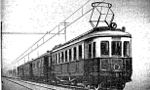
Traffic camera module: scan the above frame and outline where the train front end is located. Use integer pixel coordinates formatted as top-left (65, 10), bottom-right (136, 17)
top-left (86, 2), bottom-right (133, 89)
top-left (99, 52), bottom-right (132, 89)
top-left (92, 28), bottom-right (132, 89)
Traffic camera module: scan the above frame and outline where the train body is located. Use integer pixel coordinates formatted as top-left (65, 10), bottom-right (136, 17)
top-left (17, 26), bottom-right (132, 89)
top-left (15, 2), bottom-right (132, 89)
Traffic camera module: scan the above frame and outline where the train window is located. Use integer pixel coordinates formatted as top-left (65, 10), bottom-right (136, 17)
top-left (39, 61), bottom-right (41, 67)
top-left (32, 63), bottom-right (34, 68)
top-left (38, 61), bottom-right (40, 68)
top-left (65, 50), bottom-right (68, 62)
top-left (69, 49), bottom-right (72, 61)
top-left (59, 53), bottom-right (61, 63)
top-left (112, 41), bottom-right (122, 56)
top-left (52, 55), bottom-right (54, 64)
top-left (37, 61), bottom-right (39, 68)
top-left (33, 63), bottom-right (35, 68)
top-left (124, 41), bottom-right (130, 57)
top-left (56, 54), bottom-right (57, 64)
top-left (73, 47), bottom-right (77, 60)
top-left (54, 55), bottom-right (56, 64)
top-left (78, 45), bottom-right (82, 59)
top-left (57, 54), bottom-right (59, 64)
top-left (88, 44), bottom-right (92, 58)
top-left (61, 52), bottom-right (64, 63)
top-left (101, 41), bottom-right (109, 56)
top-left (49, 57), bottom-right (51, 66)
top-left (93, 42), bottom-right (96, 58)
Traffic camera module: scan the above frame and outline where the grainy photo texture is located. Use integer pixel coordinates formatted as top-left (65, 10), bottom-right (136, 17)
top-left (1, 0), bottom-right (150, 90)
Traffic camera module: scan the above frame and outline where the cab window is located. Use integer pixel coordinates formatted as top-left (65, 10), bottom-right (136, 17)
top-left (101, 41), bottom-right (109, 56)
top-left (124, 41), bottom-right (130, 57)
top-left (112, 41), bottom-right (122, 56)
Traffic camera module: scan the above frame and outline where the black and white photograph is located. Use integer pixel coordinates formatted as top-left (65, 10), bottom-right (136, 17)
top-left (1, 0), bottom-right (150, 90)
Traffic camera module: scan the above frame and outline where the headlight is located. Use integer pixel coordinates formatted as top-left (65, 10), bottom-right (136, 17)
top-left (114, 63), bottom-right (120, 70)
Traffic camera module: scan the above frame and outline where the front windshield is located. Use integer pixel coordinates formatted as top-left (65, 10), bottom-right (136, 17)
top-left (111, 41), bottom-right (122, 56)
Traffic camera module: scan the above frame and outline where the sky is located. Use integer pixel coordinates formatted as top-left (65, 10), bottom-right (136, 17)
top-left (2, 0), bottom-right (150, 89)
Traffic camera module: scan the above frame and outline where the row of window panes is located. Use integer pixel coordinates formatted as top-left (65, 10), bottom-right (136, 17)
top-left (101, 41), bottom-right (130, 57)
top-left (54, 45), bottom-right (83, 64)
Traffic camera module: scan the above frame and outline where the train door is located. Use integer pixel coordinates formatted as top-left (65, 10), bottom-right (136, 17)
top-left (22, 67), bottom-right (24, 79)
top-left (29, 63), bottom-right (33, 79)
top-left (44, 56), bottom-right (49, 81)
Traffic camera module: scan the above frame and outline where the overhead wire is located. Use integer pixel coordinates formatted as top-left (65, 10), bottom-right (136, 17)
top-left (12, 0), bottom-right (93, 65)
top-left (14, 8), bottom-right (93, 65)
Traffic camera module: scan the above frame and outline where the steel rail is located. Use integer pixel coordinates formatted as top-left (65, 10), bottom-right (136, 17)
top-left (5, 77), bottom-right (55, 90)
top-left (4, 77), bottom-right (33, 90)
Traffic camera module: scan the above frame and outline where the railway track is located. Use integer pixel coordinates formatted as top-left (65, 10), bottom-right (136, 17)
top-left (4, 77), bottom-right (33, 90)
top-left (4, 77), bottom-right (55, 90)
top-left (4, 76), bottom-right (87, 90)
top-left (3, 76), bottom-right (123, 90)
top-left (4, 76), bottom-right (123, 90)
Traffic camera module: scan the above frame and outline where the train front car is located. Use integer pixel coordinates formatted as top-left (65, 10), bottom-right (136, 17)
top-left (101, 29), bottom-right (132, 89)
top-left (84, 2), bottom-right (132, 90)
top-left (85, 27), bottom-right (132, 89)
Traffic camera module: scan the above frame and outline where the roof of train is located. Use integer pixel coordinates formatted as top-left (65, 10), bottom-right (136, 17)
top-left (30, 51), bottom-right (51, 62)
top-left (18, 27), bottom-right (131, 67)
top-left (18, 51), bottom-right (51, 67)
top-left (52, 26), bottom-right (131, 51)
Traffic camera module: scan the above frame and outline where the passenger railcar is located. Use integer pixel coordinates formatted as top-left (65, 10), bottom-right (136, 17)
top-left (7, 69), bottom-right (17, 77)
top-left (31, 51), bottom-right (50, 82)
top-left (17, 61), bottom-right (32, 80)
top-left (17, 27), bottom-right (132, 89)
top-left (17, 64), bottom-right (24, 79)
top-left (16, 2), bottom-right (132, 90)
top-left (23, 62), bottom-right (32, 80)
top-left (51, 27), bottom-right (132, 89)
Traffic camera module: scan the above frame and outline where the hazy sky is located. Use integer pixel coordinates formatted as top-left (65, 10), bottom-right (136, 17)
top-left (2, 0), bottom-right (150, 89)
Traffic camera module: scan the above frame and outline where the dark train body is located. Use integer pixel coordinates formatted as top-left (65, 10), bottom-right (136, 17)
top-left (17, 27), bottom-right (132, 89)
